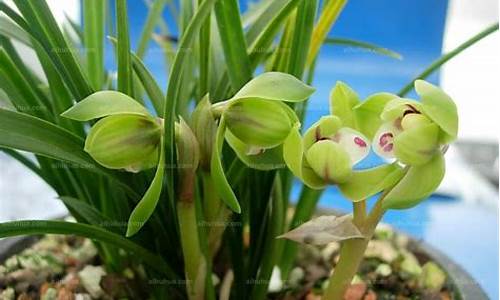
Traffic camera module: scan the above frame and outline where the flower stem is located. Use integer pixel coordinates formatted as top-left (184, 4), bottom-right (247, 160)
top-left (323, 198), bottom-right (386, 299)
top-left (178, 201), bottom-right (206, 300)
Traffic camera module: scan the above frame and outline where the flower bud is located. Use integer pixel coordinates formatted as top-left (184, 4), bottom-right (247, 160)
top-left (224, 99), bottom-right (293, 148)
top-left (84, 114), bottom-right (162, 171)
top-left (191, 96), bottom-right (217, 170)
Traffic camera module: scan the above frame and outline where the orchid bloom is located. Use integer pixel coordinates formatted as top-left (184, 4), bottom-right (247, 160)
top-left (372, 80), bottom-right (458, 166)
top-left (293, 115), bottom-right (370, 188)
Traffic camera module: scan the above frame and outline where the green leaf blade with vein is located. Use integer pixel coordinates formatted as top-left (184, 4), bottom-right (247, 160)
top-left (137, 0), bottom-right (168, 59)
top-left (0, 220), bottom-right (176, 278)
top-left (0, 108), bottom-right (91, 166)
top-left (11, 0), bottom-right (93, 100)
top-left (84, 0), bottom-right (105, 90)
top-left (324, 37), bottom-right (403, 60)
top-left (116, 0), bottom-right (134, 96)
top-left (131, 53), bottom-right (166, 115)
top-left (0, 109), bottom-right (136, 196)
top-left (214, 0), bottom-right (252, 91)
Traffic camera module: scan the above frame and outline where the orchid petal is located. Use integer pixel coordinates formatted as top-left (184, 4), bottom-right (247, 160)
top-left (338, 163), bottom-right (405, 201)
top-left (303, 115), bottom-right (342, 150)
top-left (372, 122), bottom-right (401, 160)
top-left (393, 123), bottom-right (440, 166)
top-left (231, 72), bottom-right (315, 102)
top-left (414, 80), bottom-right (458, 143)
top-left (334, 127), bottom-right (370, 165)
top-left (353, 92), bottom-right (398, 139)
top-left (305, 140), bottom-right (352, 184)
top-left (224, 98), bottom-right (292, 148)
top-left (383, 153), bottom-right (445, 210)
top-left (84, 115), bottom-right (161, 170)
top-left (381, 98), bottom-right (423, 122)
top-left (283, 124), bottom-right (304, 178)
top-left (329, 81), bottom-right (360, 128)
top-left (226, 129), bottom-right (284, 170)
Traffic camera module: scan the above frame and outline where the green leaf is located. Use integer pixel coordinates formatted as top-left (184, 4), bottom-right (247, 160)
top-left (398, 23), bottom-right (498, 96)
top-left (225, 130), bottom-right (284, 170)
top-left (131, 52), bottom-right (165, 115)
top-left (224, 98), bottom-right (293, 148)
top-left (108, 37), bottom-right (165, 115)
top-left (10, 0), bottom-right (93, 100)
top-left (305, 140), bottom-right (352, 184)
top-left (307, 0), bottom-right (347, 65)
top-left (0, 220), bottom-right (175, 277)
top-left (383, 153), bottom-right (445, 210)
top-left (84, 115), bottom-right (161, 170)
top-left (59, 196), bottom-right (119, 232)
top-left (136, 0), bottom-right (168, 59)
top-left (231, 72), bottom-right (315, 102)
top-left (394, 123), bottom-right (440, 166)
top-left (83, 0), bottom-right (105, 90)
top-left (338, 164), bottom-right (405, 201)
top-left (116, 0), bottom-right (134, 96)
top-left (163, 0), bottom-right (217, 203)
top-left (354, 93), bottom-right (398, 139)
top-left (0, 108), bottom-right (93, 167)
top-left (283, 124), bottom-right (304, 177)
top-left (126, 141), bottom-right (165, 237)
top-left (415, 80), bottom-right (458, 143)
top-left (210, 117), bottom-right (241, 213)
top-left (329, 81), bottom-right (360, 128)
top-left (214, 0), bottom-right (252, 91)
top-left (0, 15), bottom-right (32, 47)
top-left (324, 37), bottom-right (402, 60)
top-left (286, 0), bottom-right (318, 78)
top-left (61, 91), bottom-right (150, 121)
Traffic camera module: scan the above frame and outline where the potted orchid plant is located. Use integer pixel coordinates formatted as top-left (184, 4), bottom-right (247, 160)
top-left (0, 0), bottom-right (496, 299)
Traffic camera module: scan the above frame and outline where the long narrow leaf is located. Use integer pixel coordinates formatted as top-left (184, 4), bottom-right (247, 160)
top-left (0, 109), bottom-right (136, 195)
top-left (0, 15), bottom-right (32, 47)
top-left (214, 0), bottom-right (252, 91)
top-left (11, 0), bottom-right (93, 99)
top-left (84, 0), bottom-right (105, 90)
top-left (0, 220), bottom-right (176, 277)
top-left (116, 0), bottom-right (134, 96)
top-left (287, 0), bottom-right (318, 78)
top-left (163, 0), bottom-right (217, 203)
top-left (325, 37), bottom-right (402, 60)
top-left (398, 22), bottom-right (499, 96)
top-left (137, 0), bottom-right (168, 59)
top-left (307, 0), bottom-right (347, 66)
top-left (131, 52), bottom-right (166, 114)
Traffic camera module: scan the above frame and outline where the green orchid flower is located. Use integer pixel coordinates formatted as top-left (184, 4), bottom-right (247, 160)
top-left (283, 115), bottom-right (370, 189)
top-left (62, 91), bottom-right (162, 172)
top-left (62, 91), bottom-right (167, 237)
top-left (371, 80), bottom-right (458, 166)
top-left (212, 72), bottom-right (315, 171)
top-left (208, 72), bottom-right (315, 213)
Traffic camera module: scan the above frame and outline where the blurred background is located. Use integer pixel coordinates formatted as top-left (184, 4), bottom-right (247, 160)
top-left (0, 0), bottom-right (498, 298)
